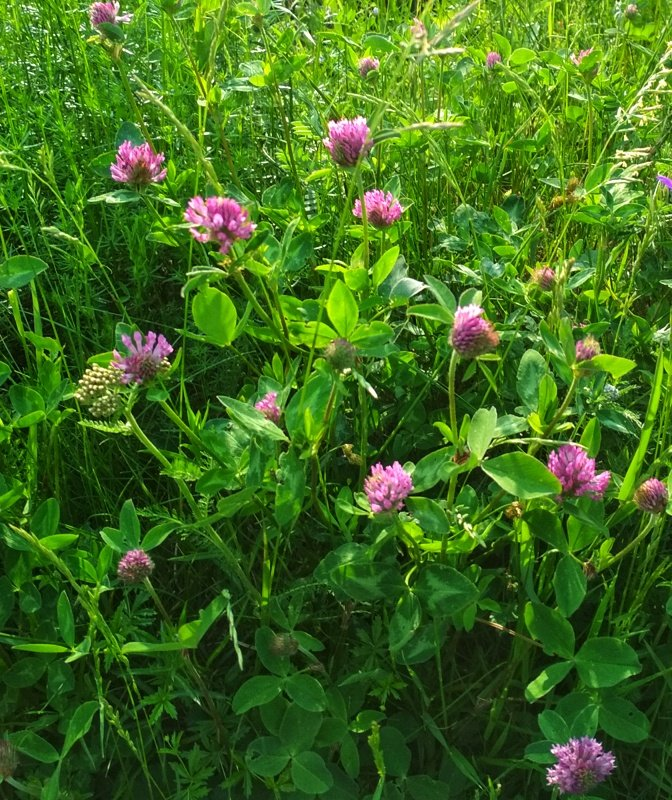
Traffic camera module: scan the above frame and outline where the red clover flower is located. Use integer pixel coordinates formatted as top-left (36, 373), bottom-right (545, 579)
top-left (364, 462), bottom-right (414, 514)
top-left (531, 266), bottom-right (556, 290)
top-left (450, 305), bottom-right (499, 359)
top-left (112, 331), bottom-right (173, 385)
top-left (546, 737), bottom-right (615, 795)
top-left (255, 391), bottom-right (281, 424)
top-left (547, 444), bottom-right (610, 500)
top-left (184, 196), bottom-right (256, 255)
top-left (89, 1), bottom-right (132, 27)
top-left (625, 3), bottom-right (639, 17)
top-left (486, 51), bottom-right (502, 68)
top-left (353, 190), bottom-right (403, 228)
top-left (117, 549), bottom-right (155, 583)
top-left (575, 336), bottom-right (600, 362)
top-left (323, 117), bottom-right (372, 167)
top-left (657, 175), bottom-right (672, 190)
top-left (633, 478), bottom-right (668, 514)
top-left (570, 48), bottom-right (593, 66)
top-left (110, 141), bottom-right (167, 188)
top-left (359, 56), bottom-right (380, 78)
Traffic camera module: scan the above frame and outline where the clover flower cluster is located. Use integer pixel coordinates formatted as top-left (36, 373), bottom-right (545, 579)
top-left (575, 336), bottom-right (600, 361)
top-left (450, 305), bottom-right (499, 359)
top-left (184, 196), bottom-right (256, 255)
top-left (359, 56), bottom-right (380, 78)
top-left (324, 338), bottom-right (358, 372)
top-left (255, 391), bottom-right (281, 423)
top-left (74, 364), bottom-right (121, 418)
top-left (364, 462), bottom-right (414, 513)
top-left (633, 477), bottom-right (668, 514)
top-left (531, 266), bottom-right (556, 290)
top-left (547, 444), bottom-right (610, 500)
top-left (570, 48), bottom-right (593, 66)
top-left (117, 549), bottom-right (155, 583)
top-left (486, 51), bottom-right (502, 68)
top-left (89, 1), bottom-right (132, 27)
top-left (323, 117), bottom-right (372, 167)
top-left (110, 141), bottom-right (167, 188)
top-left (112, 331), bottom-right (173, 385)
top-left (353, 190), bottom-right (403, 228)
top-left (546, 737), bottom-right (615, 795)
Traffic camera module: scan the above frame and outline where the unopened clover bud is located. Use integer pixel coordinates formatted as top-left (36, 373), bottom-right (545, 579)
top-left (324, 338), bottom-right (358, 372)
top-left (117, 549), bottom-right (154, 583)
top-left (633, 478), bottom-right (668, 514)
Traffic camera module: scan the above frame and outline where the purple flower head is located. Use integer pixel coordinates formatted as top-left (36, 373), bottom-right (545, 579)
top-left (184, 196), bottom-right (256, 255)
top-left (323, 117), bottom-right (373, 167)
top-left (359, 56), bottom-right (380, 78)
top-left (570, 48), bottom-right (593, 66)
top-left (110, 141), bottom-right (167, 188)
top-left (353, 190), bottom-right (403, 229)
top-left (364, 461), bottom-right (414, 514)
top-left (575, 335), bottom-right (600, 362)
top-left (486, 51), bottom-right (502, 68)
top-left (548, 444), bottom-right (611, 500)
top-left (450, 305), bottom-right (499, 359)
top-left (546, 737), bottom-right (615, 795)
top-left (633, 477), bottom-right (669, 514)
top-left (89, 1), bottom-right (132, 27)
top-left (657, 174), bottom-right (672, 190)
top-left (112, 330), bottom-right (173, 385)
top-left (117, 549), bottom-right (155, 583)
top-left (531, 266), bottom-right (556, 290)
top-left (255, 391), bottom-right (281, 424)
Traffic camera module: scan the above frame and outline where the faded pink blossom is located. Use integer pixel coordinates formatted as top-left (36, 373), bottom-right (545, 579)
top-left (359, 56), bottom-right (380, 78)
top-left (486, 51), bottom-right (502, 68)
top-left (450, 305), bottom-right (499, 359)
top-left (323, 117), bottom-right (372, 167)
top-left (570, 48), bottom-right (593, 66)
top-left (117, 549), bottom-right (154, 583)
top-left (353, 190), bottom-right (403, 228)
top-left (255, 391), bottom-right (281, 424)
top-left (575, 336), bottom-right (600, 361)
top-left (547, 444), bottom-right (610, 500)
top-left (633, 478), bottom-right (668, 513)
top-left (184, 196), bottom-right (256, 254)
top-left (546, 737), bottom-right (615, 795)
top-left (112, 331), bottom-right (173, 385)
top-left (364, 462), bottom-right (413, 513)
top-left (89, 1), bottom-right (132, 27)
top-left (531, 266), bottom-right (556, 290)
top-left (110, 141), bottom-right (167, 188)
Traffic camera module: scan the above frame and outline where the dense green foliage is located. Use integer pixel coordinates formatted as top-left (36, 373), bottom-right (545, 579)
top-left (1, 0), bottom-right (672, 798)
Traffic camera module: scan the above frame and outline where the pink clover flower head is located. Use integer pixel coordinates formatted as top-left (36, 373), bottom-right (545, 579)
top-left (531, 266), bottom-right (556, 290)
top-left (364, 461), bottom-right (414, 514)
top-left (570, 48), bottom-right (593, 66)
top-left (353, 190), bottom-right (403, 229)
top-left (184, 196), bottom-right (256, 255)
top-left (625, 3), bottom-right (639, 18)
top-left (359, 56), bottom-right (380, 78)
top-left (547, 444), bottom-right (610, 500)
top-left (112, 330), bottom-right (173, 385)
top-left (486, 51), bottom-right (502, 68)
top-left (633, 477), bottom-right (669, 514)
top-left (323, 117), bottom-right (372, 167)
top-left (657, 174), bottom-right (672, 190)
top-left (546, 737), bottom-right (615, 795)
top-left (110, 141), bottom-right (167, 188)
top-left (117, 549), bottom-right (155, 583)
top-left (255, 391), bottom-right (281, 424)
top-left (410, 17), bottom-right (426, 40)
top-left (89, 1), bottom-right (132, 26)
top-left (450, 305), bottom-right (499, 359)
top-left (575, 335), bottom-right (600, 362)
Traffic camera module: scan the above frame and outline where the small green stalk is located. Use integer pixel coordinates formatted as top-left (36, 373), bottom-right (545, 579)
top-left (598, 516), bottom-right (658, 573)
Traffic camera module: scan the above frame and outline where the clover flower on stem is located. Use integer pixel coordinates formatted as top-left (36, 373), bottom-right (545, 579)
top-left (255, 391), bottom-right (281, 424)
top-left (359, 56), bottom-right (380, 78)
top-left (547, 443), bottom-right (610, 500)
top-left (353, 190), bottom-right (403, 229)
top-left (546, 737), bottom-right (615, 795)
top-left (570, 48), bottom-right (593, 66)
top-left (117, 549), bottom-right (155, 583)
top-left (184, 196), bottom-right (256, 255)
top-left (633, 477), bottom-right (669, 514)
top-left (486, 51), bottom-right (502, 68)
top-left (89, 2), bottom-right (132, 27)
top-left (110, 141), bottom-right (167, 188)
top-left (450, 305), bottom-right (499, 359)
top-left (323, 117), bottom-right (372, 167)
top-left (530, 266), bottom-right (556, 290)
top-left (112, 331), bottom-right (173, 385)
top-left (364, 462), bottom-right (413, 514)
top-left (575, 335), bottom-right (600, 362)
top-left (657, 174), bottom-right (672, 190)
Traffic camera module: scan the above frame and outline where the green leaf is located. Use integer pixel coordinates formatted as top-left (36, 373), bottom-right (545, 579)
top-left (279, 703), bottom-right (323, 753)
top-left (141, 521), bottom-right (178, 551)
top-left (119, 499), bottom-right (141, 549)
top-left (284, 673), bottom-right (328, 711)
top-left (115, 121), bottom-right (144, 148)
top-left (218, 395), bottom-right (288, 442)
top-left (598, 696), bottom-right (649, 742)
top-left (246, 737), bottom-right (290, 777)
top-left (0, 255), bottom-right (48, 290)
top-left (57, 592), bottom-right (75, 648)
top-left (388, 592), bottom-right (422, 653)
top-left (406, 303), bottom-right (453, 325)
top-left (525, 661), bottom-right (573, 702)
top-left (574, 637), bottom-right (641, 688)
top-left (177, 591), bottom-right (231, 647)
top-left (39, 534), bottom-right (78, 551)
top-left (255, 626), bottom-right (292, 677)
top-left (523, 509), bottom-right (568, 553)
top-left (10, 730), bottom-right (60, 763)
top-left (62, 701), bottom-right (98, 757)
top-left (467, 406), bottom-right (497, 460)
top-left (405, 497), bottom-right (449, 534)
top-left (516, 350), bottom-right (547, 412)
top-left (291, 750), bottom-right (334, 795)
top-left (524, 602), bottom-right (575, 659)
top-left (372, 247), bottom-right (399, 288)
top-left (87, 189), bottom-right (141, 204)
top-left (12, 643), bottom-right (70, 653)
top-left (275, 449), bottom-right (306, 528)
top-left (553, 556), bottom-right (586, 617)
top-left (2, 656), bottom-right (46, 688)
top-left (538, 709), bottom-right (569, 743)
top-left (509, 47), bottom-right (537, 65)
top-left (327, 280), bottom-right (358, 337)
top-left (413, 564), bottom-right (479, 617)
top-left (482, 453), bottom-right (562, 499)
top-left (584, 163), bottom-right (613, 192)
top-left (192, 287), bottom-right (238, 345)
top-left (590, 354), bottom-right (636, 379)
top-left (31, 498), bottom-right (60, 538)
top-left (411, 447), bottom-right (461, 493)
top-left (9, 385), bottom-right (45, 418)
top-left (232, 676), bottom-right (283, 714)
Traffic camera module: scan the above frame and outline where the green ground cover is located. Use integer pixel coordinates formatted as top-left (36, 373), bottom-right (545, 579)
top-left (1, 0), bottom-right (672, 797)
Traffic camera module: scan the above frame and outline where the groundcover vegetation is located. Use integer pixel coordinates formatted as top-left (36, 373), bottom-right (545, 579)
top-left (1, 0), bottom-right (672, 797)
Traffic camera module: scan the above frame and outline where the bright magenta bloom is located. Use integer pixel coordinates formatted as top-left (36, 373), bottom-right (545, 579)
top-left (323, 117), bottom-right (372, 167)
top-left (353, 190), bottom-right (403, 229)
top-left (364, 462), bottom-right (413, 513)
top-left (184, 196), bottom-right (256, 254)
top-left (575, 336), bottom-right (600, 361)
top-left (255, 391), bottom-right (281, 424)
top-left (117, 549), bottom-right (154, 583)
top-left (546, 737), bottom-right (615, 795)
top-left (89, 2), bottom-right (132, 26)
top-left (486, 51), bottom-right (502, 68)
top-left (359, 57), bottom-right (380, 78)
top-left (112, 331), bottom-right (173, 385)
top-left (531, 266), bottom-right (556, 290)
top-left (450, 305), bottom-right (499, 359)
top-left (657, 174), bottom-right (672, 190)
top-left (633, 478), bottom-right (668, 513)
top-left (547, 444), bottom-right (610, 500)
top-left (110, 141), bottom-right (166, 188)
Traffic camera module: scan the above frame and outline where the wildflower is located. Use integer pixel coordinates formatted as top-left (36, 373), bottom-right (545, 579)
top-left (89, 1), bottom-right (132, 27)
top-left (625, 3), bottom-right (639, 18)
top-left (117, 549), bottom-right (155, 583)
top-left (353, 190), bottom-right (403, 229)
top-left (602, 383), bottom-right (620, 401)
top-left (74, 363), bottom-right (121, 418)
top-left (364, 461), bottom-right (414, 513)
top-left (633, 478), bottom-right (669, 514)
top-left (110, 141), bottom-right (167, 188)
top-left (530, 266), bottom-right (556, 290)
top-left (0, 740), bottom-right (18, 779)
top-left (450, 305), bottom-right (499, 359)
top-left (184, 196), bottom-right (256, 255)
top-left (410, 17), bottom-right (426, 40)
top-left (657, 174), bottom-right (672, 190)
top-left (547, 444), bottom-right (611, 500)
top-left (111, 331), bottom-right (173, 385)
top-left (359, 56), bottom-right (380, 78)
top-left (546, 737), bottom-right (616, 795)
top-left (570, 48), bottom-right (593, 66)
top-left (486, 51), bottom-right (502, 68)
top-left (575, 336), bottom-right (600, 361)
top-left (323, 117), bottom-right (372, 167)
top-left (324, 338), bottom-right (358, 372)
top-left (255, 391), bottom-right (281, 424)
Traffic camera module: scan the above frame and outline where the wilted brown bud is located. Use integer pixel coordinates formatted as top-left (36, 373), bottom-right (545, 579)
top-left (324, 338), bottom-right (358, 372)
top-left (0, 740), bottom-right (18, 779)
top-left (583, 561), bottom-right (597, 580)
top-left (268, 633), bottom-right (299, 657)
top-left (504, 501), bottom-right (524, 520)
